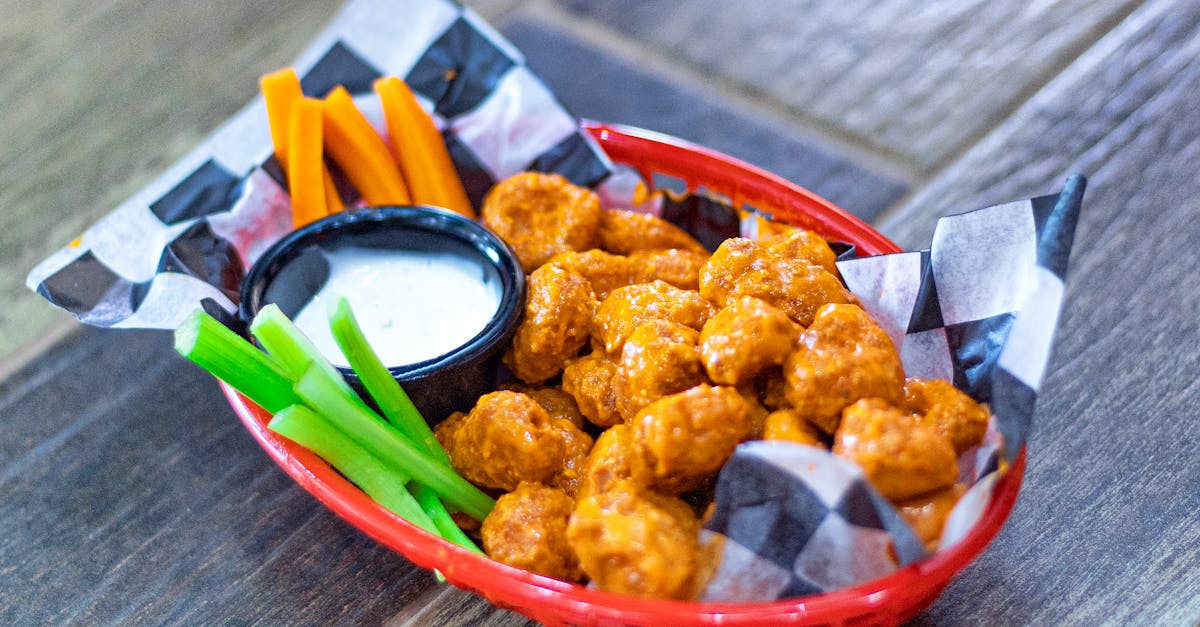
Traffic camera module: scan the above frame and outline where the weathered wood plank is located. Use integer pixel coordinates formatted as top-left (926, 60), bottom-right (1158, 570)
top-left (500, 13), bottom-right (908, 222)
top-left (0, 328), bottom-right (447, 625)
top-left (560, 0), bottom-right (1143, 173)
top-left (881, 0), bottom-right (1200, 623)
top-left (0, 0), bottom-right (342, 363)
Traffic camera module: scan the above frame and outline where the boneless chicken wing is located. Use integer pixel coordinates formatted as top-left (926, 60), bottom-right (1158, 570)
top-left (549, 422), bottom-right (594, 497)
top-left (561, 351), bottom-right (623, 428)
top-left (577, 424), bottom-right (649, 499)
top-left (762, 408), bottom-right (824, 447)
top-left (592, 281), bottom-right (715, 356)
top-left (631, 384), bottom-right (752, 494)
top-left (505, 264), bottom-right (596, 384)
top-left (436, 391), bottom-right (591, 492)
top-left (482, 483), bottom-right (583, 581)
top-left (784, 303), bottom-right (905, 433)
top-left (766, 227), bottom-right (840, 277)
top-left (699, 296), bottom-right (799, 386)
top-left (545, 249), bottom-right (633, 301)
top-left (597, 208), bottom-right (708, 255)
top-left (902, 377), bottom-right (990, 454)
top-left (833, 398), bottom-right (958, 501)
top-left (613, 319), bottom-right (706, 422)
top-left (699, 238), bottom-right (853, 326)
top-left (481, 171), bottom-right (602, 272)
top-left (627, 248), bottom-right (709, 291)
top-left (499, 384), bottom-right (587, 430)
top-left (567, 480), bottom-right (701, 599)
top-left (893, 483), bottom-right (967, 551)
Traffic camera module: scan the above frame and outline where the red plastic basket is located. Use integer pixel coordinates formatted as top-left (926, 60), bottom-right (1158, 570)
top-left (221, 121), bottom-right (1024, 626)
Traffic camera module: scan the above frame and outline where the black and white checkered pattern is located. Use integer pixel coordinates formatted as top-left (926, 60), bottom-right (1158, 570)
top-left (27, 0), bottom-right (612, 331)
top-left (839, 174), bottom-right (1085, 459)
top-left (702, 175), bottom-right (1085, 600)
top-left (700, 441), bottom-right (929, 601)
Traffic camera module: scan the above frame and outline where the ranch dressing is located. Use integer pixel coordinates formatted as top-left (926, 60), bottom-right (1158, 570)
top-left (293, 245), bottom-right (504, 368)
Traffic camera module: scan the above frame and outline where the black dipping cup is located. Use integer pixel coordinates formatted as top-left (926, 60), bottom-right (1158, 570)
top-left (239, 206), bottom-right (525, 425)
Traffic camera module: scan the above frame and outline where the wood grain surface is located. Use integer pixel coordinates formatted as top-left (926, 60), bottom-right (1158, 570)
top-left (559, 0), bottom-right (1145, 172)
top-left (3, 0), bottom-right (1199, 625)
top-left (887, 2), bottom-right (1200, 621)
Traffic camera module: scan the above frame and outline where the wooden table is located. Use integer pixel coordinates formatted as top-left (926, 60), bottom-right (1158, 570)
top-left (3, 1), bottom-right (1198, 624)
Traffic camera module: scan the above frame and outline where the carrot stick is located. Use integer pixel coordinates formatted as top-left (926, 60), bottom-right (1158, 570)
top-left (261, 67), bottom-right (345, 216)
top-left (374, 76), bottom-right (474, 218)
top-left (287, 97), bottom-right (328, 227)
top-left (322, 86), bottom-right (411, 206)
top-left (322, 167), bottom-right (345, 214)
top-left (261, 68), bottom-right (302, 168)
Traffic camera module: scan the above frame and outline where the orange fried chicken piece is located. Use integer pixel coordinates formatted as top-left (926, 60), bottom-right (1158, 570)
top-left (482, 482), bottom-right (583, 581)
top-left (894, 483), bottom-right (967, 551)
top-left (766, 227), bottom-right (840, 276)
top-left (628, 248), bottom-right (709, 291)
top-left (631, 384), bottom-right (753, 494)
top-left (613, 320), bottom-right (707, 422)
top-left (561, 351), bottom-right (623, 428)
top-left (505, 264), bottom-right (596, 383)
top-left (784, 303), bottom-right (905, 433)
top-left (902, 377), bottom-right (990, 455)
top-left (577, 424), bottom-right (649, 499)
top-left (567, 480), bottom-right (701, 599)
top-left (499, 384), bottom-right (587, 430)
top-left (437, 391), bottom-right (591, 492)
top-left (762, 408), bottom-right (824, 446)
top-left (545, 249), bottom-right (633, 300)
top-left (833, 398), bottom-right (958, 501)
top-left (592, 280), bottom-right (715, 356)
top-left (549, 422), bottom-right (594, 497)
top-left (699, 237), bottom-right (853, 326)
top-left (699, 296), bottom-right (799, 386)
top-left (597, 208), bottom-right (708, 255)
top-left (481, 172), bottom-right (602, 272)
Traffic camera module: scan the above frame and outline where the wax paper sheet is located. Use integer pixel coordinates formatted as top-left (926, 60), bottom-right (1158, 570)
top-left (25, 0), bottom-right (1086, 605)
top-left (26, 0), bottom-right (612, 330)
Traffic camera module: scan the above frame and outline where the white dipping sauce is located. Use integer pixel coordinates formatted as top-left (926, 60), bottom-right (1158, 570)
top-left (293, 245), bottom-right (503, 368)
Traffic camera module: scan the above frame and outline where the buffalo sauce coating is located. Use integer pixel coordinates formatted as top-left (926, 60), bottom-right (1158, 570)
top-left (481, 172), bottom-right (602, 272)
top-left (434, 390), bottom-right (591, 494)
top-left (504, 264), bottom-right (596, 384)
top-left (458, 173), bottom-right (992, 598)
top-left (699, 237), bottom-right (854, 327)
top-left (481, 482), bottom-right (582, 581)
top-left (894, 483), bottom-right (968, 551)
top-left (784, 303), bottom-right (906, 434)
top-left (561, 351), bottom-right (622, 428)
top-left (612, 319), bottom-right (706, 422)
top-left (833, 398), bottom-right (958, 501)
top-left (597, 208), bottom-right (709, 256)
top-left (699, 295), bottom-right (799, 386)
top-left (630, 384), bottom-right (753, 495)
top-left (591, 280), bottom-right (715, 356)
top-left (566, 480), bottom-right (701, 599)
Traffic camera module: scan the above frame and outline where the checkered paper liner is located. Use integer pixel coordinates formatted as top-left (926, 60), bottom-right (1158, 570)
top-left (23, 0), bottom-right (1086, 604)
top-left (700, 175), bottom-right (1085, 600)
top-left (26, 0), bottom-right (612, 330)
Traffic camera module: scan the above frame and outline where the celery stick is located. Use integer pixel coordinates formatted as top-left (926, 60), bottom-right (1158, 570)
top-left (251, 304), bottom-right (389, 428)
top-left (414, 484), bottom-right (484, 554)
top-left (250, 303), bottom-right (357, 399)
top-left (269, 405), bottom-right (438, 535)
top-left (174, 309), bottom-right (299, 413)
top-left (327, 297), bottom-right (449, 464)
top-left (294, 365), bottom-right (494, 520)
